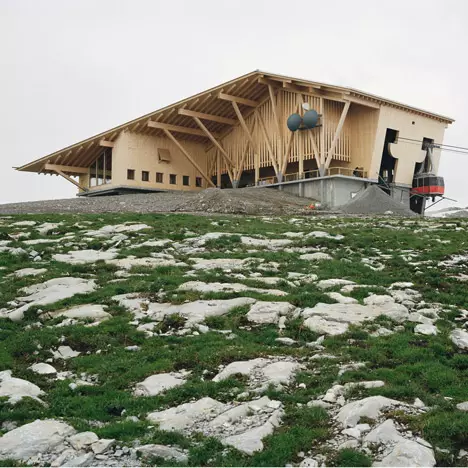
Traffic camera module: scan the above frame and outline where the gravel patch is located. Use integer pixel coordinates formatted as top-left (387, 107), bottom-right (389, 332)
top-left (0, 188), bottom-right (318, 215)
top-left (339, 185), bottom-right (417, 216)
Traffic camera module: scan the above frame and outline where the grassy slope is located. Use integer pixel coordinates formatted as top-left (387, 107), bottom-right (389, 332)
top-left (0, 213), bottom-right (467, 467)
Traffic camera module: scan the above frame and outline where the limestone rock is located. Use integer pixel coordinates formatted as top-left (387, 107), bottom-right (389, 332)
top-left (336, 396), bottom-right (404, 427)
top-left (10, 277), bottom-right (97, 321)
top-left (240, 236), bottom-right (292, 248)
top-left (137, 444), bottom-right (188, 463)
top-left (11, 268), bottom-right (47, 278)
top-left (374, 439), bottom-right (436, 467)
top-left (0, 419), bottom-right (76, 460)
top-left (68, 431), bottom-right (99, 450)
top-left (114, 294), bottom-right (256, 326)
top-left (91, 439), bottom-right (115, 454)
top-left (456, 401), bottom-right (468, 411)
top-left (147, 397), bottom-right (226, 431)
top-left (0, 370), bottom-right (44, 404)
top-left (300, 252), bottom-right (332, 261)
top-left (178, 281), bottom-right (286, 297)
top-left (134, 372), bottom-right (188, 397)
top-left (29, 363), bottom-right (57, 375)
top-left (246, 301), bottom-right (296, 325)
top-left (326, 292), bottom-right (358, 304)
top-left (414, 323), bottom-right (438, 335)
top-left (450, 328), bottom-right (468, 350)
top-left (51, 345), bottom-right (80, 360)
top-left (42, 304), bottom-right (111, 322)
top-left (52, 249), bottom-right (118, 264)
top-left (212, 358), bottom-right (301, 391)
top-left (317, 279), bottom-right (355, 290)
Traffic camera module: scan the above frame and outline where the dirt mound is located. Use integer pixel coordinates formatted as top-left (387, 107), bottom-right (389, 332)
top-left (176, 188), bottom-right (316, 215)
top-left (339, 184), bottom-right (417, 216)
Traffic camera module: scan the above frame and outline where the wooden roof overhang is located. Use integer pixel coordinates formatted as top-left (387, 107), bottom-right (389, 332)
top-left (16, 70), bottom-right (455, 175)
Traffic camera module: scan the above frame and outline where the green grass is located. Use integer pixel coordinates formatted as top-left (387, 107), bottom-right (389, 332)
top-left (0, 213), bottom-right (467, 466)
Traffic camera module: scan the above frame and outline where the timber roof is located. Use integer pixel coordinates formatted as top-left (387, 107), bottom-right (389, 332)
top-left (17, 70), bottom-right (455, 174)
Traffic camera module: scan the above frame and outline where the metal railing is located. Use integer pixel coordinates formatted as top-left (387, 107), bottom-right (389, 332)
top-left (257, 166), bottom-right (368, 186)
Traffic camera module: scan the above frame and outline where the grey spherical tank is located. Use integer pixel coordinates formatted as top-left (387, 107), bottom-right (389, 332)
top-left (287, 113), bottom-right (302, 132)
top-left (303, 109), bottom-right (319, 129)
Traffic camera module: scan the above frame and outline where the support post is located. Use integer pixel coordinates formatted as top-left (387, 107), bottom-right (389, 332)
top-left (216, 151), bottom-right (221, 188)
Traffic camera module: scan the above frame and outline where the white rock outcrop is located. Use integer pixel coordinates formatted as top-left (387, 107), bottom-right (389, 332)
top-left (336, 396), bottom-right (405, 427)
top-left (0, 370), bottom-right (44, 404)
top-left (134, 372), bottom-right (189, 396)
top-left (178, 281), bottom-right (286, 297)
top-left (0, 419), bottom-right (76, 460)
top-left (147, 396), bottom-right (282, 455)
top-left (450, 328), bottom-right (468, 350)
top-left (246, 301), bottom-right (296, 325)
top-left (52, 249), bottom-right (118, 264)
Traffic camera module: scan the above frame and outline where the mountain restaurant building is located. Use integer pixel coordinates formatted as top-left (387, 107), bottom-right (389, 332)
top-left (16, 71), bottom-right (454, 213)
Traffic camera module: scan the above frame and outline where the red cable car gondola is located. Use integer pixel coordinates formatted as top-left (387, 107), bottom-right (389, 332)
top-left (411, 172), bottom-right (445, 197)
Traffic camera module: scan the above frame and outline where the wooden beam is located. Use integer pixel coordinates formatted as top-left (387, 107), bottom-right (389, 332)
top-left (162, 128), bottom-right (215, 188)
top-left (236, 140), bottom-right (250, 182)
top-left (281, 131), bottom-right (294, 175)
top-left (218, 92), bottom-right (259, 107)
top-left (231, 101), bottom-right (256, 148)
top-left (308, 131), bottom-right (320, 161)
top-left (99, 139), bottom-right (114, 148)
top-left (192, 116), bottom-right (234, 183)
top-left (256, 110), bottom-right (279, 175)
top-left (54, 169), bottom-right (88, 191)
top-left (178, 109), bottom-right (237, 126)
top-left (44, 164), bottom-right (89, 174)
top-left (268, 85), bottom-right (282, 136)
top-left (346, 95), bottom-right (380, 109)
top-left (324, 101), bottom-right (351, 170)
top-left (148, 121), bottom-right (218, 138)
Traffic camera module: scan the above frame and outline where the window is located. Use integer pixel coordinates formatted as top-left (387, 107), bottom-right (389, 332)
top-left (196, 177), bottom-right (202, 187)
top-left (156, 172), bottom-right (163, 183)
top-left (183, 175), bottom-right (190, 186)
top-left (127, 169), bottom-right (135, 180)
top-left (142, 171), bottom-right (149, 182)
top-left (170, 174), bottom-right (177, 185)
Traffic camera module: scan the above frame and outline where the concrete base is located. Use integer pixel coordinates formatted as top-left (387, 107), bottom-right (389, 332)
top-left (267, 175), bottom-right (412, 210)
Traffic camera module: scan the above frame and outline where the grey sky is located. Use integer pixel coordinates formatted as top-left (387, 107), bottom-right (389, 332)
top-left (1, 0), bottom-right (467, 209)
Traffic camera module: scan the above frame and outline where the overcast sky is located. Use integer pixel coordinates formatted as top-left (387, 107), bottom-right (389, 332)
top-left (1, 0), bottom-right (467, 209)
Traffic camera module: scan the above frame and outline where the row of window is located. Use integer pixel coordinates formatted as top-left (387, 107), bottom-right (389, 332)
top-left (127, 169), bottom-right (202, 187)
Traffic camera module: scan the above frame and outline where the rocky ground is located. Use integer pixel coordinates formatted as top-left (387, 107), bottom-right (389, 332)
top-left (0, 213), bottom-right (467, 467)
top-left (0, 188), bottom-right (322, 216)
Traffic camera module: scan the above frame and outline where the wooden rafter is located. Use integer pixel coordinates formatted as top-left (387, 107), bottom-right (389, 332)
top-left (324, 101), bottom-right (351, 170)
top-left (192, 116), bottom-right (234, 183)
top-left (178, 108), bottom-right (237, 126)
top-left (147, 120), bottom-right (218, 138)
top-left (161, 128), bottom-right (215, 187)
top-left (44, 164), bottom-right (89, 175)
top-left (218, 92), bottom-right (259, 107)
top-left (99, 139), bottom-right (115, 148)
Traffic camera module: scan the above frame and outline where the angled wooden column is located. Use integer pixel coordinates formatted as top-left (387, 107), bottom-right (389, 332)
top-left (255, 110), bottom-right (279, 177)
top-left (281, 131), bottom-right (294, 175)
top-left (216, 150), bottom-right (221, 188)
top-left (54, 169), bottom-right (88, 192)
top-left (192, 116), bottom-right (234, 184)
top-left (162, 129), bottom-right (215, 188)
top-left (324, 101), bottom-right (351, 171)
